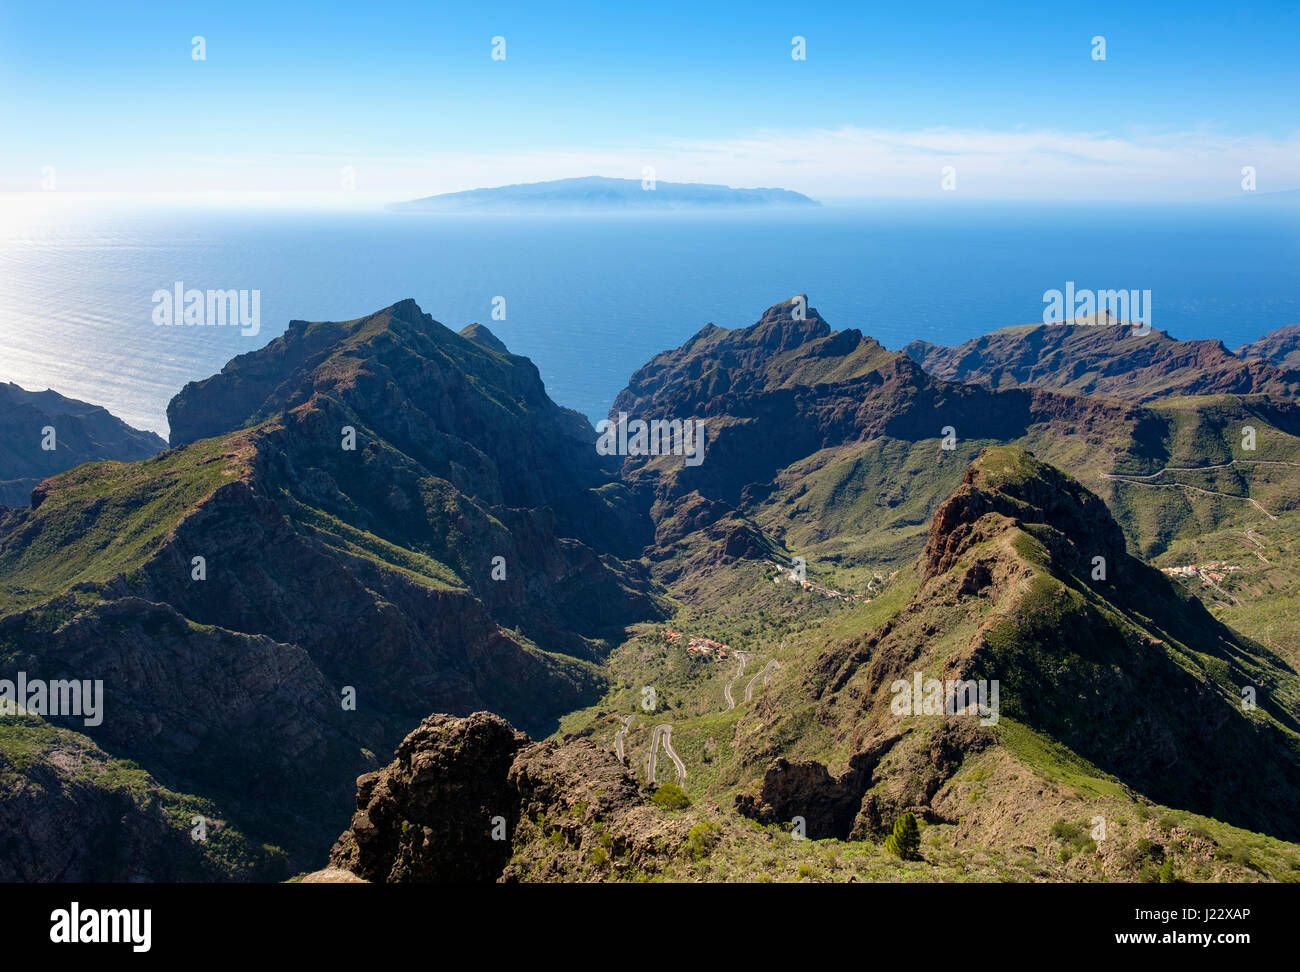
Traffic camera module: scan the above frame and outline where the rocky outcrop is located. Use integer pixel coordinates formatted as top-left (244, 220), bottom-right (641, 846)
top-left (923, 446), bottom-right (1127, 580)
top-left (327, 711), bottom-right (683, 882)
top-left (734, 756), bottom-right (873, 839)
top-left (328, 713), bottom-right (526, 882)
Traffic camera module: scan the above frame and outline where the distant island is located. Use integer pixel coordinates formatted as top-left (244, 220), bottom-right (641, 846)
top-left (389, 176), bottom-right (819, 212)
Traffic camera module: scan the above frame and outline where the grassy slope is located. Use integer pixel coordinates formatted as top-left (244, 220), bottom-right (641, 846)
top-left (552, 446), bottom-right (1300, 882)
top-left (0, 433), bottom-right (256, 611)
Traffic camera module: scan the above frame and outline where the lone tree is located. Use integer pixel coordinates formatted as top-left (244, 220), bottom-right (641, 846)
top-left (885, 812), bottom-right (921, 861)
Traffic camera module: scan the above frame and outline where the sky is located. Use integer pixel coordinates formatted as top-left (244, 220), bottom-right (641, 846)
top-left (1, 0), bottom-right (1298, 200)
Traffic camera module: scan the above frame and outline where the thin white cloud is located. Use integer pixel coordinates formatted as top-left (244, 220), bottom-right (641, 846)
top-left (11, 125), bottom-right (1300, 199)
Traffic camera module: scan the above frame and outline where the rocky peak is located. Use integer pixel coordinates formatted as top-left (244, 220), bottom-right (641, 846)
top-left (458, 321), bottom-right (510, 354)
top-left (923, 446), bottom-right (1127, 579)
top-left (744, 294), bottom-right (833, 351)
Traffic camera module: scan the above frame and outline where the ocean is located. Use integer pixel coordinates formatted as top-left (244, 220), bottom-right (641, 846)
top-left (2, 196), bottom-right (1297, 439)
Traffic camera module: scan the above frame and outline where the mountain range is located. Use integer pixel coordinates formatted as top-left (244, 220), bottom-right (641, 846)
top-left (904, 323), bottom-right (1300, 403)
top-left (3, 297), bottom-right (1300, 883)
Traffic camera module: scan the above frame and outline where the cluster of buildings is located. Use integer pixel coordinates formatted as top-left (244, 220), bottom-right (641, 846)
top-left (661, 628), bottom-right (734, 658)
top-left (768, 562), bottom-right (876, 603)
top-left (1160, 562), bottom-right (1243, 584)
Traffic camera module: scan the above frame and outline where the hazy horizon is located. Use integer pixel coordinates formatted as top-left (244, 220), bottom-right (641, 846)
top-left (4, 1), bottom-right (1299, 200)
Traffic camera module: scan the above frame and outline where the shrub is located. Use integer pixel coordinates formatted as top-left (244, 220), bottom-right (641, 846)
top-left (1135, 838), bottom-right (1164, 861)
top-left (684, 821), bottom-right (721, 860)
top-left (884, 812), bottom-right (921, 861)
top-left (1050, 819), bottom-right (1086, 845)
top-left (651, 783), bottom-right (691, 810)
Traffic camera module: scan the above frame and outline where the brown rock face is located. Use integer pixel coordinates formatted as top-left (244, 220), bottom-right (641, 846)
top-left (734, 757), bottom-right (871, 839)
top-left (1237, 323), bottom-right (1300, 372)
top-left (329, 713), bottom-right (526, 882)
top-left (327, 711), bottom-right (680, 883)
top-left (923, 447), bottom-right (1127, 581)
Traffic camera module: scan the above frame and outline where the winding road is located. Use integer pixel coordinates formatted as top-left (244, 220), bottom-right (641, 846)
top-left (1100, 459), bottom-right (1300, 522)
top-left (1243, 529), bottom-right (1270, 564)
top-left (745, 660), bottom-right (781, 702)
top-left (646, 724), bottom-right (686, 786)
top-left (1105, 459), bottom-right (1300, 479)
top-left (1102, 472), bottom-right (1279, 520)
top-left (723, 651), bottom-right (748, 710)
top-left (614, 714), bottom-right (634, 763)
top-left (634, 643), bottom-right (790, 790)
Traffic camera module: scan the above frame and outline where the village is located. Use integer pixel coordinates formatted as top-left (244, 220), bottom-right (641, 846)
top-left (1159, 561), bottom-right (1244, 585)
top-left (659, 628), bottom-right (735, 659)
top-left (767, 560), bottom-right (896, 604)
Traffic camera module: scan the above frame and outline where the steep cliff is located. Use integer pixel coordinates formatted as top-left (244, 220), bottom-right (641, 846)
top-left (0, 300), bottom-right (664, 876)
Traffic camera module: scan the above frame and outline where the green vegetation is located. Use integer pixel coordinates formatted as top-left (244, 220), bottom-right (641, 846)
top-left (885, 813), bottom-right (921, 861)
top-left (0, 432), bottom-right (257, 610)
top-left (684, 821), bottom-right (722, 860)
top-left (0, 716), bottom-right (287, 880)
top-left (9, 295), bottom-right (1300, 885)
top-left (651, 783), bottom-right (691, 810)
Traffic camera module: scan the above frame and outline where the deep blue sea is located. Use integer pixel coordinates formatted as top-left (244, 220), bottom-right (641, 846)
top-left (2, 196), bottom-right (1297, 439)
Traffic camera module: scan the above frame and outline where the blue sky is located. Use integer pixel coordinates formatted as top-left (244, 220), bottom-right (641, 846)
top-left (2, 0), bottom-right (1298, 198)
